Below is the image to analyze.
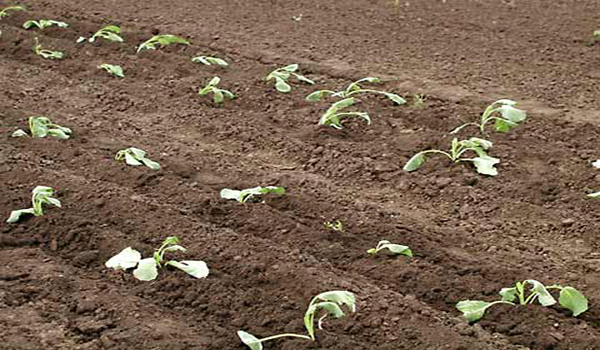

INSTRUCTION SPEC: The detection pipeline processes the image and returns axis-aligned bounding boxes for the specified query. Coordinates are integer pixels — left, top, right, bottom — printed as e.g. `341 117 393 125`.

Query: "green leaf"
274 77 291 93
47 128 71 140
498 105 526 123
98 63 124 78
313 291 356 313
124 153 142 166
456 300 509 322
6 208 36 223
133 258 159 281
587 191 600 198
208 76 221 87
11 129 28 137
525 280 556 306
304 291 356 339
140 157 161 170
167 260 209 279
220 188 243 201
191 56 228 66
237 331 263 350
383 92 407 105
306 90 335 102
559 286 588 317
105 247 142 270
213 89 224 103
494 118 519 133
23 20 38 29
375 240 413 256
403 152 426 172
499 287 518 302
280 64 299 72
468 138 493 150
137 34 190 53
470 156 499 176
258 186 286 195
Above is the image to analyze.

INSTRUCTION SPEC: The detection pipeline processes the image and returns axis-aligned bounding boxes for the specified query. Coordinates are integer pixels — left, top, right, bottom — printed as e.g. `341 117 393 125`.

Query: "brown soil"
1 1 600 349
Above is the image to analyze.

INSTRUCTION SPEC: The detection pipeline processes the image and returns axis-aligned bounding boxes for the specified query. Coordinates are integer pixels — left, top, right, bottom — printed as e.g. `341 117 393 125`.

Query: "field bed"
2 1 600 349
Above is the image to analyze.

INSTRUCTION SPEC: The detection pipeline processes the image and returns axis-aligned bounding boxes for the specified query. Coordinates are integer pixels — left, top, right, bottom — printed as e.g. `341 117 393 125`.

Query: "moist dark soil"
2 1 600 349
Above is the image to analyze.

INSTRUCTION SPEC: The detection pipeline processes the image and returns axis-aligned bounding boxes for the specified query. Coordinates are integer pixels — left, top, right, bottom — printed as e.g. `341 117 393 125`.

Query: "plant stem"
259 333 312 342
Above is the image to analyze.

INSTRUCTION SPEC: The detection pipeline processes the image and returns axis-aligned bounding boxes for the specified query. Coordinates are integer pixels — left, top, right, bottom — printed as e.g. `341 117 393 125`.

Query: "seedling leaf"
220 186 286 203
367 240 412 257
23 19 68 30
133 258 159 281
191 56 228 66
456 300 511 322
116 147 160 170
167 260 209 279
137 34 190 53
98 63 124 78
274 77 291 93
526 280 556 306
6 208 36 223
11 129 27 137
559 286 588 316
237 331 263 350
470 156 499 176
403 152 426 172
306 90 336 102
105 247 142 270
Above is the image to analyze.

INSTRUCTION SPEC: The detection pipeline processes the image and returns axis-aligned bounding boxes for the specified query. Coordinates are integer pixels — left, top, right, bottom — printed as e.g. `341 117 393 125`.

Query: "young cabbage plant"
7 186 61 223
266 64 314 93
450 99 527 135
318 97 370 129
457 280 588 323
98 63 124 78
238 290 356 350
306 77 406 105
323 220 344 232
0 5 25 18
367 240 412 257
105 236 209 281
220 186 285 203
88 25 123 43
115 147 161 170
23 19 68 30
33 37 63 59
403 137 499 176
192 56 228 67
12 116 72 139
137 34 190 53
198 77 235 104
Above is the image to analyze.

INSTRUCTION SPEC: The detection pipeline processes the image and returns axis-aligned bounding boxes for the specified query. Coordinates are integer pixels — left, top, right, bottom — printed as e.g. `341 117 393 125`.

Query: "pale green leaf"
294 73 315 85
140 157 161 170
499 287 518 302
133 258 159 281
559 286 588 316
105 247 142 270
43 197 61 208
587 191 600 198
220 188 243 201
281 64 298 72
498 105 526 123
237 331 263 350
383 92 407 105
403 152 426 172
456 300 501 322
525 280 556 306
124 153 142 166
213 89 224 103
98 64 124 78
167 260 209 279
274 77 291 93
6 208 36 223
306 90 335 102
378 242 412 256
47 129 70 140
11 129 28 137
471 156 499 176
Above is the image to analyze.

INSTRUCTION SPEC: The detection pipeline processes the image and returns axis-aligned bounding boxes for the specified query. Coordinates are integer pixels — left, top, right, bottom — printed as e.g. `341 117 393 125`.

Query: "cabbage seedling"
88 25 123 43
318 97 370 129
323 220 343 232
266 64 314 93
367 240 412 257
33 37 63 59
220 186 285 203
7 186 61 223
12 116 72 139
0 5 25 18
457 280 588 322
105 236 209 281
98 63 124 78
238 290 356 349
137 34 190 53
115 147 161 170
192 56 228 66
23 19 68 30
306 77 406 105
198 77 234 104
403 137 499 176
450 99 527 135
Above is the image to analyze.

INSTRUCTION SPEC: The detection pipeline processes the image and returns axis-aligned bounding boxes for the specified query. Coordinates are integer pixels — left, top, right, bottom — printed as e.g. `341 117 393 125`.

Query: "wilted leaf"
133 258 159 281
105 247 142 270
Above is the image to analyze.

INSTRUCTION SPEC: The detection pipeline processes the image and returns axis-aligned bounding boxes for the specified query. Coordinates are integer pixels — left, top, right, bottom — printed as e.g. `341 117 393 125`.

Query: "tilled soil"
1 1 600 349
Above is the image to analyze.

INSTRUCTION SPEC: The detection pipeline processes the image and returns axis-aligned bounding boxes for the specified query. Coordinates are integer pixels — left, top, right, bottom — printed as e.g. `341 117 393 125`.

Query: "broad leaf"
471 156 499 176
498 105 526 123
6 208 36 223
403 152 426 172
133 258 159 281
274 77 291 93
98 64 124 78
494 118 519 133
456 300 499 322
140 158 161 170
559 286 588 316
213 89 224 103
383 92 407 105
237 331 263 350
526 280 556 306
499 287 518 302
47 128 71 140
468 138 493 150
167 260 209 279
280 64 299 72
11 129 28 137
306 90 335 102
377 241 413 256
220 188 242 201
124 153 142 166
105 247 142 270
